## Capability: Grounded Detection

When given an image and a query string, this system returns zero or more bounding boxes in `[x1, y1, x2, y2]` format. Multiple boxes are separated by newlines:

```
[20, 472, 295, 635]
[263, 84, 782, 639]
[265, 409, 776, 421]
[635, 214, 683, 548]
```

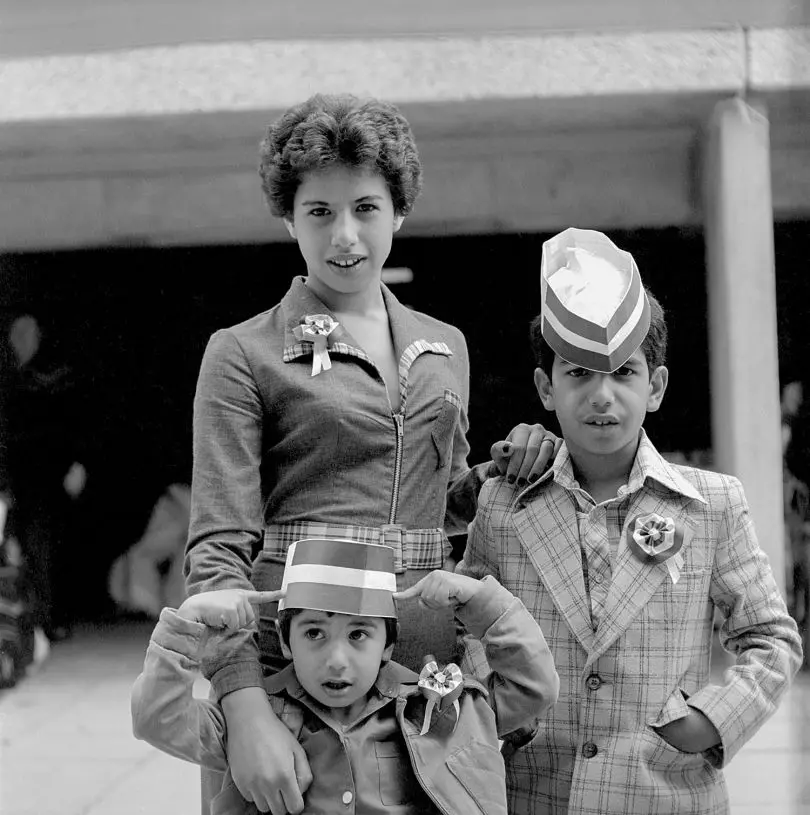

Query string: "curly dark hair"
[259, 94, 423, 219]
[530, 290, 668, 376]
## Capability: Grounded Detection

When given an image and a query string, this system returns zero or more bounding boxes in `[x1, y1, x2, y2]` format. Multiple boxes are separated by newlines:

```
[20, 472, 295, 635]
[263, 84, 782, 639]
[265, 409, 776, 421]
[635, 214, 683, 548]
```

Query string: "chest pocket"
[446, 741, 508, 815]
[431, 389, 463, 470]
[374, 739, 414, 806]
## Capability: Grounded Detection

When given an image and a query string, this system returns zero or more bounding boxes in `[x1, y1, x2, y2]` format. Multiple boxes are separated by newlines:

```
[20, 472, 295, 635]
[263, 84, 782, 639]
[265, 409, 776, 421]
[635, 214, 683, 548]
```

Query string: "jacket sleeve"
[131, 610, 229, 771]
[685, 477, 803, 767]
[184, 330, 267, 698]
[455, 575, 559, 738]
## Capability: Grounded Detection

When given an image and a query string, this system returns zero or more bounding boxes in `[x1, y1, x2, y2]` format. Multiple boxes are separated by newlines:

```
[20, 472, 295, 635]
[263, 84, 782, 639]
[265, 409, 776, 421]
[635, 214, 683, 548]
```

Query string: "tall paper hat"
[279, 538, 397, 618]
[540, 228, 651, 373]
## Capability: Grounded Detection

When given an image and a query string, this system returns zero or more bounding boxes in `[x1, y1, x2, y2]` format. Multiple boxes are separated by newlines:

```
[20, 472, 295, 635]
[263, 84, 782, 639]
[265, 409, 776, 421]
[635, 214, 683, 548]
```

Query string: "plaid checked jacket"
[461, 431, 802, 815]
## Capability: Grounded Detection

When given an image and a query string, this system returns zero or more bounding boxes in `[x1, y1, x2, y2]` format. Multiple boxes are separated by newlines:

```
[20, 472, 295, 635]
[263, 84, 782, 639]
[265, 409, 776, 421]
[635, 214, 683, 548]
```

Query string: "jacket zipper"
[389, 412, 404, 524]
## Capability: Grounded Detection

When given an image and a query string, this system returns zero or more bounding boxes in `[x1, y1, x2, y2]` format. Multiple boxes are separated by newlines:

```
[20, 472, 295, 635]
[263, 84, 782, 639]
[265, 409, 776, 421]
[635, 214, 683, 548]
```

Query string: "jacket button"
[586, 674, 603, 691]
[582, 742, 599, 759]
[342, 791, 353, 805]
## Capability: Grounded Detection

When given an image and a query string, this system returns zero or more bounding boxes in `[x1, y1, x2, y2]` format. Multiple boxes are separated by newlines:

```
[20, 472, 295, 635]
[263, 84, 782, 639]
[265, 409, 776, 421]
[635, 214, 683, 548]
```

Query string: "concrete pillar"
[702, 97, 786, 592]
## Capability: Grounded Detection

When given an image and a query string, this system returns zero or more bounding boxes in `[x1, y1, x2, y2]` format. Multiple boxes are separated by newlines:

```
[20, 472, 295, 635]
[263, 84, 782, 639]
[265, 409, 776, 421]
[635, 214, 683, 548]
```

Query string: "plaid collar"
[280, 276, 451, 362]
[522, 428, 706, 505]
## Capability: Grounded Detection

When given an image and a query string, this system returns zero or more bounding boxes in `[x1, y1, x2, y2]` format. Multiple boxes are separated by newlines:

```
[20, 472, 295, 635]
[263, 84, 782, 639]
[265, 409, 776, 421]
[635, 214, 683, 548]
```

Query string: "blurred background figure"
[781, 379, 810, 665]
[4, 313, 87, 645]
[107, 483, 190, 619]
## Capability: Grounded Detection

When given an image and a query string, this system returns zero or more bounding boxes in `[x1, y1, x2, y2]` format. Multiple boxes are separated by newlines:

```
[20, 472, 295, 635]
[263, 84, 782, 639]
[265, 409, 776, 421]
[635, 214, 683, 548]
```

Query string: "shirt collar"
[517, 428, 706, 505]
[280, 276, 451, 361]
[264, 660, 418, 702]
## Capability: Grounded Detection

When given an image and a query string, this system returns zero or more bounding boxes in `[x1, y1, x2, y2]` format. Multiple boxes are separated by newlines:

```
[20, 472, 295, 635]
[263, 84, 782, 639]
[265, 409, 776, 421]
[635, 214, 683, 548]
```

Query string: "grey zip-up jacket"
[185, 277, 491, 694]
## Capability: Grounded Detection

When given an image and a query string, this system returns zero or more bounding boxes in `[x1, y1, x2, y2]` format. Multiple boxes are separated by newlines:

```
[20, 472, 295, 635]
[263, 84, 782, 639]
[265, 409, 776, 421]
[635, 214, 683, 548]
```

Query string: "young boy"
[459, 228, 803, 815]
[132, 537, 559, 815]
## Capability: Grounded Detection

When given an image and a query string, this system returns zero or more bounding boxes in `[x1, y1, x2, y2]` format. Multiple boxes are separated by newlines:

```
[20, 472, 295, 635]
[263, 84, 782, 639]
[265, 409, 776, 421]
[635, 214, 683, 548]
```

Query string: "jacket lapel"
[513, 484, 595, 653]
[587, 495, 696, 665]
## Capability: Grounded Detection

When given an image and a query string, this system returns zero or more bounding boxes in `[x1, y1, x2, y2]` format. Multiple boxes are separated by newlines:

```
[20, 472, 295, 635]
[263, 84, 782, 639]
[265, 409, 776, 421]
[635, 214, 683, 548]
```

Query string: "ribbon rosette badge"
[293, 314, 339, 377]
[627, 513, 685, 585]
[417, 660, 464, 736]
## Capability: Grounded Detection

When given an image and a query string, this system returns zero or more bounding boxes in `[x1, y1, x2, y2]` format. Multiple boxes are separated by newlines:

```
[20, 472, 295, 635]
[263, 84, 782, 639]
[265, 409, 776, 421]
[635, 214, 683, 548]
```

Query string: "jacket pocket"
[446, 740, 508, 815]
[374, 739, 413, 806]
[431, 389, 462, 470]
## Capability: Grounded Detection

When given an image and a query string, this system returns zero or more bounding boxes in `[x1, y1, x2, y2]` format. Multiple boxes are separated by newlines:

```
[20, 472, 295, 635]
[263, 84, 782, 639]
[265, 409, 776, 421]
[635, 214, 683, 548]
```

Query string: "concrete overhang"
[0, 26, 808, 249]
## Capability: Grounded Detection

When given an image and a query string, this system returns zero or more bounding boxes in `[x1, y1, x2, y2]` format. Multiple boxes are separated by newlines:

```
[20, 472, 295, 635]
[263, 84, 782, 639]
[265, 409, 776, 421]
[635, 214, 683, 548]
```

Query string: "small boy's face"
[279, 610, 393, 723]
[535, 348, 668, 460]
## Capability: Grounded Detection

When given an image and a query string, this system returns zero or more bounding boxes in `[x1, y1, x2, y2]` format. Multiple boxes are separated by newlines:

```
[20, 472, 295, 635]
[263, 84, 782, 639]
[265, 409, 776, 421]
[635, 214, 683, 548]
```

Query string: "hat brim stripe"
[543, 295, 651, 373]
[543, 264, 644, 347]
[281, 563, 397, 593]
[543, 283, 649, 357]
[281, 583, 396, 618]
[289, 538, 394, 573]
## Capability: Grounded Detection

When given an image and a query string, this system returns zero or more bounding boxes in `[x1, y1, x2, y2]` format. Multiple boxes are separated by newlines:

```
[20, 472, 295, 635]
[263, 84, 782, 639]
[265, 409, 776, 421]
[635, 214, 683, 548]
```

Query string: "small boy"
[459, 228, 803, 815]
[132, 537, 559, 815]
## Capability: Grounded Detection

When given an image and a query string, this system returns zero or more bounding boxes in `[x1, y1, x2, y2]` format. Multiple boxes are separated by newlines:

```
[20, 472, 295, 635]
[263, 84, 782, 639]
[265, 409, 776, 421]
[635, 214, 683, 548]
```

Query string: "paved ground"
[1, 620, 808, 815]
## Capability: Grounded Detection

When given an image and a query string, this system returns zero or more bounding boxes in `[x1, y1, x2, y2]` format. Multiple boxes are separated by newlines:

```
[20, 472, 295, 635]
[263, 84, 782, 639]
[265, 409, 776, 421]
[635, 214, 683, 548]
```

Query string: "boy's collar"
[516, 428, 706, 505]
[264, 659, 419, 701]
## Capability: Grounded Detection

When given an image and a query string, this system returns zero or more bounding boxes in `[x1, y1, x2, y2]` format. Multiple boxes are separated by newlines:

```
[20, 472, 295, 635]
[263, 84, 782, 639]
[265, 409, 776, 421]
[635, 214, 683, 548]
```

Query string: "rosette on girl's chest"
[626, 512, 685, 584]
[293, 314, 340, 377]
[417, 660, 464, 736]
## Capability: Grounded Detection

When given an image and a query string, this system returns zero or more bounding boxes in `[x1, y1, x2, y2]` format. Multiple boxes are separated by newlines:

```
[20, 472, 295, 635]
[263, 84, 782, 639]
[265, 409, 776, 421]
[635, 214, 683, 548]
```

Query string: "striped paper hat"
[540, 228, 651, 373]
[279, 538, 397, 618]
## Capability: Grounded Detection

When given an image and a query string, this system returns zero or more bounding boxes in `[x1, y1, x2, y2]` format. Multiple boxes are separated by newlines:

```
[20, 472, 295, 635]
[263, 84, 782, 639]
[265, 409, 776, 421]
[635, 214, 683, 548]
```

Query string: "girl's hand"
[176, 588, 284, 631]
[490, 423, 561, 487]
[393, 569, 485, 610]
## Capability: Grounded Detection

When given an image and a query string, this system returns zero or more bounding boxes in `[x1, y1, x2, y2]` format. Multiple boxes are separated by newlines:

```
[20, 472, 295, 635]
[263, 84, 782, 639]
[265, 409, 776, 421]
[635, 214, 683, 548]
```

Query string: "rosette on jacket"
[417, 660, 464, 735]
[293, 314, 339, 377]
[626, 512, 685, 584]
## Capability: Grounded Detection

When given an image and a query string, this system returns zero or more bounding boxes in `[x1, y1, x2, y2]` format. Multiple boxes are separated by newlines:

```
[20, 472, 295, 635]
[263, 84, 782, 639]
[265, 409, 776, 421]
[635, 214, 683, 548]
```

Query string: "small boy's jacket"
[131, 577, 559, 815]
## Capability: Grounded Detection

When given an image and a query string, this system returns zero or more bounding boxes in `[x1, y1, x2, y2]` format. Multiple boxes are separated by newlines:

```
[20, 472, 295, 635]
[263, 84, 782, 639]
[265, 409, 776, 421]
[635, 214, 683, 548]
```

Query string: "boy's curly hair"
[259, 94, 423, 219]
[530, 290, 668, 376]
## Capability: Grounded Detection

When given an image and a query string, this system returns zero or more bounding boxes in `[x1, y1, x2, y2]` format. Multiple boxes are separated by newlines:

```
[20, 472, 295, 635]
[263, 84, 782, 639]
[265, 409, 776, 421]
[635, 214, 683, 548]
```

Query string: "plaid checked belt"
[263, 521, 450, 574]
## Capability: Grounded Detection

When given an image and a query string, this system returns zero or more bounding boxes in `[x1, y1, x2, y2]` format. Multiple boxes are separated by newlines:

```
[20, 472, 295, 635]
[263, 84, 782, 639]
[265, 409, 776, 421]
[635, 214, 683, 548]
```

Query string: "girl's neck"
[305, 278, 385, 317]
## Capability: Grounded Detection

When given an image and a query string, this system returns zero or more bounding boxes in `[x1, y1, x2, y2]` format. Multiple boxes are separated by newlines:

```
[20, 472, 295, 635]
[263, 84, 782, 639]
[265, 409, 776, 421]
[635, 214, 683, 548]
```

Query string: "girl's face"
[285, 165, 404, 303]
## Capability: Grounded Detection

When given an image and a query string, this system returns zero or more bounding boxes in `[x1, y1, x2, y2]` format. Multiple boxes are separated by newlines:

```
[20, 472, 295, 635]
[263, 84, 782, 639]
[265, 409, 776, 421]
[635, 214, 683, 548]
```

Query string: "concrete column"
[702, 97, 786, 592]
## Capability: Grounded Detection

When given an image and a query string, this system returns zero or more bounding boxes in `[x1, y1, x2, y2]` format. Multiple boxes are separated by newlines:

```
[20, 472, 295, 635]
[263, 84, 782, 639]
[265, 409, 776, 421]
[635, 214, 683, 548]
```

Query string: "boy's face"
[279, 610, 394, 723]
[535, 348, 668, 461]
[284, 165, 403, 302]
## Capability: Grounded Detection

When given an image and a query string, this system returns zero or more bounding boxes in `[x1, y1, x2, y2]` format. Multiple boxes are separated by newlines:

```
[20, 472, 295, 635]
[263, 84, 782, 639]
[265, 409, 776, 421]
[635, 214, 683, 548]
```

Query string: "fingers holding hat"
[177, 588, 285, 631]
[393, 570, 482, 610]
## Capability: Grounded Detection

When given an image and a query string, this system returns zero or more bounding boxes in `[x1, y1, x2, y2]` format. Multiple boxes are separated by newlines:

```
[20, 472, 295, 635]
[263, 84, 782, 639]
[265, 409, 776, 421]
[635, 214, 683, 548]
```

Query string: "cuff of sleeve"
[209, 659, 266, 701]
[151, 608, 209, 659]
[456, 576, 515, 639]
[685, 695, 730, 769]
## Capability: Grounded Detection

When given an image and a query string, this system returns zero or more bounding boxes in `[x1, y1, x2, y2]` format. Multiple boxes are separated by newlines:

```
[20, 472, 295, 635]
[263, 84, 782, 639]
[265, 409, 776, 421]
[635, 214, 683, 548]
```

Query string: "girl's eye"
[356, 203, 378, 213]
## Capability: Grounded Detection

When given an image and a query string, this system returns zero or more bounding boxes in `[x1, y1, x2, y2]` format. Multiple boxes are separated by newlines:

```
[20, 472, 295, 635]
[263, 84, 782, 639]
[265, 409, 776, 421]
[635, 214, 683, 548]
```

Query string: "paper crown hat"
[540, 227, 651, 373]
[278, 538, 397, 619]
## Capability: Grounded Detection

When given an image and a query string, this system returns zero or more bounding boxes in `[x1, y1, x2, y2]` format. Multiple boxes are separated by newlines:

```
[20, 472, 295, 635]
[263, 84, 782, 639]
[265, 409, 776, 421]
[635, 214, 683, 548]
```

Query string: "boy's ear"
[381, 641, 395, 665]
[646, 365, 669, 413]
[275, 619, 293, 661]
[380, 621, 399, 664]
[283, 218, 296, 240]
[534, 367, 555, 411]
